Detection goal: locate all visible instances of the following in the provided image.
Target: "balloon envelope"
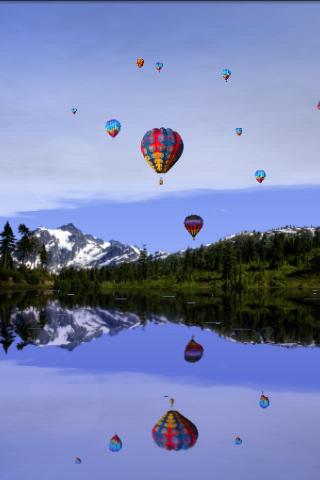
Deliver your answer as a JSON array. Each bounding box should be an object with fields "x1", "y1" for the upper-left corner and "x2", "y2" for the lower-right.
[
  {"x1": 155, "y1": 62, "x2": 163, "y2": 72},
  {"x1": 184, "y1": 337, "x2": 204, "y2": 363},
  {"x1": 136, "y1": 57, "x2": 144, "y2": 68},
  {"x1": 74, "y1": 457, "x2": 82, "y2": 464},
  {"x1": 106, "y1": 119, "x2": 121, "y2": 138},
  {"x1": 109, "y1": 434, "x2": 122, "y2": 452},
  {"x1": 234, "y1": 436, "x2": 242, "y2": 445},
  {"x1": 222, "y1": 68, "x2": 231, "y2": 81},
  {"x1": 71, "y1": 108, "x2": 77, "y2": 114},
  {"x1": 184, "y1": 215, "x2": 204, "y2": 239},
  {"x1": 255, "y1": 169, "x2": 266, "y2": 183},
  {"x1": 141, "y1": 127, "x2": 184, "y2": 178},
  {"x1": 235, "y1": 128, "x2": 242, "y2": 136},
  {"x1": 152, "y1": 400, "x2": 198, "y2": 451},
  {"x1": 259, "y1": 394, "x2": 270, "y2": 408}
]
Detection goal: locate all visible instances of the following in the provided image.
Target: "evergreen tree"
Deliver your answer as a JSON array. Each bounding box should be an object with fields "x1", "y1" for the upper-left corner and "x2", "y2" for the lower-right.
[
  {"x1": 39, "y1": 244, "x2": 48, "y2": 269},
  {"x1": 0, "y1": 222, "x2": 16, "y2": 270},
  {"x1": 16, "y1": 224, "x2": 39, "y2": 264}
]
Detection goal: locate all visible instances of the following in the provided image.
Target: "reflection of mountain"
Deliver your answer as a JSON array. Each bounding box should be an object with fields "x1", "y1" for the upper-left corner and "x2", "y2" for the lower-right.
[{"x1": 11, "y1": 301, "x2": 168, "y2": 351}]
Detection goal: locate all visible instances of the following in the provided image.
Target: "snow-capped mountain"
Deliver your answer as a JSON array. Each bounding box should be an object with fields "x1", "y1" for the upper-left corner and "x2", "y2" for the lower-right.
[
  {"x1": 222, "y1": 226, "x2": 319, "y2": 241},
  {"x1": 21, "y1": 223, "x2": 142, "y2": 272}
]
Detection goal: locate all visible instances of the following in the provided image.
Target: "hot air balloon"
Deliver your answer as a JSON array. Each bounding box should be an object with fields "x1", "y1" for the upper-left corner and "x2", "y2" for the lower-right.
[
  {"x1": 71, "y1": 108, "x2": 77, "y2": 115},
  {"x1": 184, "y1": 336, "x2": 204, "y2": 363},
  {"x1": 317, "y1": 101, "x2": 320, "y2": 110},
  {"x1": 222, "y1": 68, "x2": 231, "y2": 82},
  {"x1": 155, "y1": 62, "x2": 163, "y2": 73},
  {"x1": 255, "y1": 170, "x2": 266, "y2": 184},
  {"x1": 235, "y1": 128, "x2": 242, "y2": 136},
  {"x1": 234, "y1": 436, "x2": 242, "y2": 445},
  {"x1": 184, "y1": 215, "x2": 204, "y2": 240},
  {"x1": 136, "y1": 58, "x2": 144, "y2": 68},
  {"x1": 106, "y1": 119, "x2": 121, "y2": 138},
  {"x1": 109, "y1": 434, "x2": 122, "y2": 452},
  {"x1": 141, "y1": 127, "x2": 184, "y2": 185},
  {"x1": 259, "y1": 393, "x2": 270, "y2": 409},
  {"x1": 74, "y1": 457, "x2": 82, "y2": 464},
  {"x1": 152, "y1": 398, "x2": 198, "y2": 451}
]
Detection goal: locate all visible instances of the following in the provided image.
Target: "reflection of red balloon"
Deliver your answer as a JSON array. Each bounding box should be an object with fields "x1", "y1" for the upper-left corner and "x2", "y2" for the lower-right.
[
  {"x1": 317, "y1": 101, "x2": 320, "y2": 110},
  {"x1": 184, "y1": 215, "x2": 204, "y2": 240},
  {"x1": 184, "y1": 336, "x2": 204, "y2": 363},
  {"x1": 152, "y1": 399, "x2": 198, "y2": 451}
]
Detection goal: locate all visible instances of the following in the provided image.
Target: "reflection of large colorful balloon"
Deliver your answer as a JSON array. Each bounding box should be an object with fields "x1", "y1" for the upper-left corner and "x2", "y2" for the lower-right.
[
  {"x1": 152, "y1": 398, "x2": 198, "y2": 451},
  {"x1": 259, "y1": 393, "x2": 270, "y2": 409},
  {"x1": 155, "y1": 62, "x2": 163, "y2": 72},
  {"x1": 184, "y1": 215, "x2": 204, "y2": 240},
  {"x1": 141, "y1": 127, "x2": 184, "y2": 185},
  {"x1": 74, "y1": 457, "x2": 82, "y2": 464},
  {"x1": 136, "y1": 58, "x2": 144, "y2": 68},
  {"x1": 235, "y1": 128, "x2": 242, "y2": 136},
  {"x1": 255, "y1": 170, "x2": 266, "y2": 183},
  {"x1": 184, "y1": 336, "x2": 204, "y2": 363},
  {"x1": 109, "y1": 434, "x2": 122, "y2": 452},
  {"x1": 234, "y1": 436, "x2": 242, "y2": 445},
  {"x1": 222, "y1": 68, "x2": 231, "y2": 82},
  {"x1": 106, "y1": 119, "x2": 121, "y2": 138},
  {"x1": 71, "y1": 107, "x2": 77, "y2": 115},
  {"x1": 317, "y1": 101, "x2": 320, "y2": 110}
]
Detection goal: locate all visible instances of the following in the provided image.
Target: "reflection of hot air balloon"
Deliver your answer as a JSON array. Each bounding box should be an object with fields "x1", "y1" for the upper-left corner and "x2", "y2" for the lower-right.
[
  {"x1": 184, "y1": 336, "x2": 204, "y2": 363},
  {"x1": 235, "y1": 128, "x2": 242, "y2": 136},
  {"x1": 184, "y1": 215, "x2": 204, "y2": 240},
  {"x1": 109, "y1": 434, "x2": 122, "y2": 452},
  {"x1": 259, "y1": 393, "x2": 270, "y2": 409},
  {"x1": 74, "y1": 457, "x2": 82, "y2": 464},
  {"x1": 255, "y1": 170, "x2": 266, "y2": 184},
  {"x1": 234, "y1": 436, "x2": 242, "y2": 445},
  {"x1": 152, "y1": 398, "x2": 198, "y2": 451},
  {"x1": 136, "y1": 58, "x2": 144, "y2": 68},
  {"x1": 222, "y1": 68, "x2": 231, "y2": 82},
  {"x1": 317, "y1": 101, "x2": 320, "y2": 110},
  {"x1": 141, "y1": 127, "x2": 184, "y2": 185},
  {"x1": 155, "y1": 62, "x2": 163, "y2": 72},
  {"x1": 106, "y1": 119, "x2": 121, "y2": 138},
  {"x1": 71, "y1": 108, "x2": 77, "y2": 115}
]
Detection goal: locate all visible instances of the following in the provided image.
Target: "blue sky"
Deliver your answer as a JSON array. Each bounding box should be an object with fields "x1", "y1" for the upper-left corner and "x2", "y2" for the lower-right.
[{"x1": 0, "y1": 2, "x2": 320, "y2": 249}]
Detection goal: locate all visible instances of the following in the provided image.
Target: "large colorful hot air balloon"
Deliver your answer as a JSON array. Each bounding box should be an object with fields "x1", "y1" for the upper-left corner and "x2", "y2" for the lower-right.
[
  {"x1": 109, "y1": 434, "x2": 122, "y2": 452},
  {"x1": 155, "y1": 62, "x2": 163, "y2": 73},
  {"x1": 255, "y1": 170, "x2": 266, "y2": 184},
  {"x1": 184, "y1": 215, "x2": 204, "y2": 240},
  {"x1": 106, "y1": 119, "x2": 121, "y2": 138},
  {"x1": 259, "y1": 393, "x2": 270, "y2": 409},
  {"x1": 234, "y1": 436, "x2": 242, "y2": 445},
  {"x1": 74, "y1": 457, "x2": 82, "y2": 464},
  {"x1": 136, "y1": 58, "x2": 144, "y2": 68},
  {"x1": 222, "y1": 68, "x2": 231, "y2": 82},
  {"x1": 152, "y1": 398, "x2": 198, "y2": 451},
  {"x1": 235, "y1": 128, "x2": 243, "y2": 136},
  {"x1": 71, "y1": 107, "x2": 77, "y2": 115},
  {"x1": 141, "y1": 127, "x2": 184, "y2": 185},
  {"x1": 184, "y1": 336, "x2": 204, "y2": 363},
  {"x1": 317, "y1": 101, "x2": 320, "y2": 110}
]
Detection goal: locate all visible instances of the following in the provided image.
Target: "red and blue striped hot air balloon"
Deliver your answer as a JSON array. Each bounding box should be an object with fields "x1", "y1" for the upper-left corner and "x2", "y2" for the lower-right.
[
  {"x1": 152, "y1": 398, "x2": 198, "y2": 451},
  {"x1": 109, "y1": 434, "x2": 122, "y2": 452},
  {"x1": 155, "y1": 62, "x2": 163, "y2": 72},
  {"x1": 106, "y1": 119, "x2": 121, "y2": 138},
  {"x1": 259, "y1": 393, "x2": 270, "y2": 409},
  {"x1": 222, "y1": 68, "x2": 231, "y2": 82},
  {"x1": 184, "y1": 215, "x2": 204, "y2": 240},
  {"x1": 184, "y1": 336, "x2": 204, "y2": 363},
  {"x1": 234, "y1": 436, "x2": 243, "y2": 445},
  {"x1": 141, "y1": 127, "x2": 184, "y2": 185},
  {"x1": 74, "y1": 457, "x2": 82, "y2": 464},
  {"x1": 235, "y1": 128, "x2": 243, "y2": 136},
  {"x1": 255, "y1": 169, "x2": 266, "y2": 184}
]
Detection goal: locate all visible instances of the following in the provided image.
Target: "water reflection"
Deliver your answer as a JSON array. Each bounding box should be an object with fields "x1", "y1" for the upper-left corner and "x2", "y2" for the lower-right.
[{"x1": 1, "y1": 291, "x2": 320, "y2": 352}]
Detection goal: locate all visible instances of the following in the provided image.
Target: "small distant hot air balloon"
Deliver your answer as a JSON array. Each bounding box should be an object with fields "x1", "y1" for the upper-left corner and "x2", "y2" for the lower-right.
[
  {"x1": 141, "y1": 127, "x2": 184, "y2": 185},
  {"x1": 235, "y1": 128, "x2": 243, "y2": 136},
  {"x1": 184, "y1": 215, "x2": 204, "y2": 240},
  {"x1": 317, "y1": 101, "x2": 320, "y2": 110},
  {"x1": 109, "y1": 434, "x2": 122, "y2": 452},
  {"x1": 71, "y1": 107, "x2": 77, "y2": 115},
  {"x1": 222, "y1": 68, "x2": 231, "y2": 82},
  {"x1": 152, "y1": 398, "x2": 198, "y2": 451},
  {"x1": 136, "y1": 58, "x2": 144, "y2": 68},
  {"x1": 259, "y1": 393, "x2": 270, "y2": 409},
  {"x1": 106, "y1": 119, "x2": 121, "y2": 138},
  {"x1": 184, "y1": 336, "x2": 204, "y2": 363},
  {"x1": 74, "y1": 457, "x2": 82, "y2": 464},
  {"x1": 255, "y1": 170, "x2": 266, "y2": 184},
  {"x1": 155, "y1": 62, "x2": 163, "y2": 73},
  {"x1": 234, "y1": 436, "x2": 242, "y2": 445}
]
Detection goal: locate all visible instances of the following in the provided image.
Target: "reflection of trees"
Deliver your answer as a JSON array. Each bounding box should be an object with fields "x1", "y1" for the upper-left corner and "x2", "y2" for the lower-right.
[{"x1": 1, "y1": 290, "x2": 320, "y2": 353}]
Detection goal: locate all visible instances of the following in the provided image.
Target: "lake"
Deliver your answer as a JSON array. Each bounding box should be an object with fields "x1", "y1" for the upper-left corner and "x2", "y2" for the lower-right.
[{"x1": 1, "y1": 290, "x2": 320, "y2": 479}]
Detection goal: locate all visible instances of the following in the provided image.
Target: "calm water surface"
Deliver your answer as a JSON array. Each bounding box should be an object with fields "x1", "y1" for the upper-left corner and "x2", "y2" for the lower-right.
[{"x1": 1, "y1": 291, "x2": 320, "y2": 480}]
